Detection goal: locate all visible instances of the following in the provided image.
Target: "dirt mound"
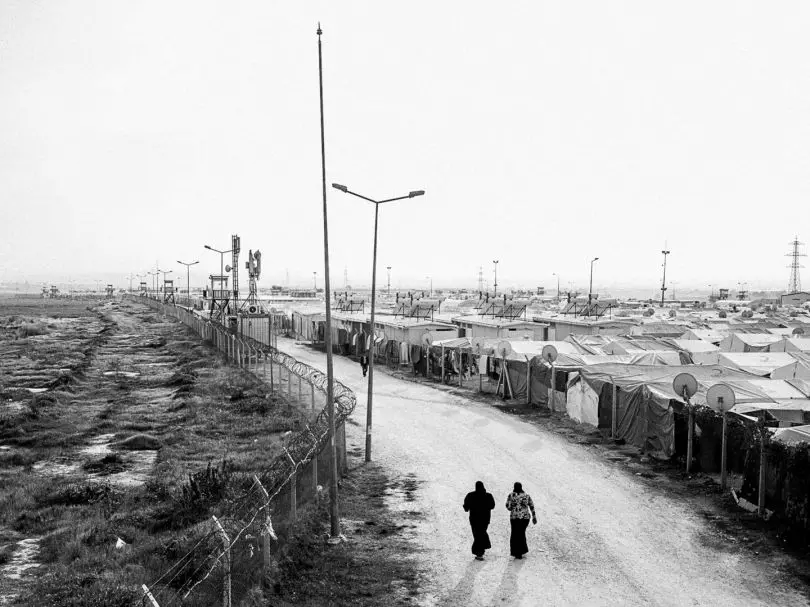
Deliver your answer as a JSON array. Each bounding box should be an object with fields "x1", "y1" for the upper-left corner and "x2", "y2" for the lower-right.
[{"x1": 114, "y1": 434, "x2": 161, "y2": 451}]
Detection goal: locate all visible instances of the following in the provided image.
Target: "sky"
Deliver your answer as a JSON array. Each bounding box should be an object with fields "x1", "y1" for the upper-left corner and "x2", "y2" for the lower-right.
[{"x1": 1, "y1": 1, "x2": 809, "y2": 294}]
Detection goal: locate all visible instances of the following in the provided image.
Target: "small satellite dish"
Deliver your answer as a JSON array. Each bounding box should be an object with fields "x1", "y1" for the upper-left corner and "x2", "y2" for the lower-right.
[
  {"x1": 541, "y1": 344, "x2": 558, "y2": 364},
  {"x1": 496, "y1": 340, "x2": 512, "y2": 358},
  {"x1": 707, "y1": 383, "x2": 736, "y2": 413},
  {"x1": 225, "y1": 265, "x2": 232, "y2": 273},
  {"x1": 672, "y1": 373, "x2": 698, "y2": 399},
  {"x1": 422, "y1": 331, "x2": 434, "y2": 346},
  {"x1": 471, "y1": 336, "x2": 485, "y2": 353},
  {"x1": 793, "y1": 327, "x2": 805, "y2": 336}
]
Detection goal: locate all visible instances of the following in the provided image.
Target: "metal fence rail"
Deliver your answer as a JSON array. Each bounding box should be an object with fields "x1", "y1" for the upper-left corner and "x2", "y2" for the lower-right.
[{"x1": 126, "y1": 296, "x2": 354, "y2": 606}]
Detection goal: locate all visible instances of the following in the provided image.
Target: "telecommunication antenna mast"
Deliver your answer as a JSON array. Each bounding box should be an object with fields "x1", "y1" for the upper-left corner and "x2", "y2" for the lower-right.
[
  {"x1": 660, "y1": 248, "x2": 670, "y2": 307},
  {"x1": 787, "y1": 236, "x2": 805, "y2": 293},
  {"x1": 230, "y1": 234, "x2": 241, "y2": 309}
]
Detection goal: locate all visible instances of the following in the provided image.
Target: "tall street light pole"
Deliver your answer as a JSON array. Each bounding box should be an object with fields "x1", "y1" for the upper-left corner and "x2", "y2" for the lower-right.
[
  {"x1": 660, "y1": 249, "x2": 671, "y2": 307},
  {"x1": 387, "y1": 266, "x2": 392, "y2": 295},
  {"x1": 589, "y1": 257, "x2": 599, "y2": 305},
  {"x1": 318, "y1": 24, "x2": 340, "y2": 538},
  {"x1": 493, "y1": 260, "x2": 499, "y2": 296},
  {"x1": 552, "y1": 272, "x2": 560, "y2": 302},
  {"x1": 425, "y1": 276, "x2": 432, "y2": 297},
  {"x1": 177, "y1": 260, "x2": 199, "y2": 306},
  {"x1": 204, "y1": 245, "x2": 233, "y2": 301},
  {"x1": 332, "y1": 182, "x2": 425, "y2": 464}
]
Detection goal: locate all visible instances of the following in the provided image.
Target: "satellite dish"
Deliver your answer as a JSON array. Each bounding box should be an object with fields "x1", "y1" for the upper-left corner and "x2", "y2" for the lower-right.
[
  {"x1": 422, "y1": 331, "x2": 434, "y2": 346},
  {"x1": 541, "y1": 344, "x2": 558, "y2": 364},
  {"x1": 793, "y1": 327, "x2": 805, "y2": 336},
  {"x1": 707, "y1": 383, "x2": 736, "y2": 413},
  {"x1": 225, "y1": 265, "x2": 232, "y2": 273},
  {"x1": 672, "y1": 373, "x2": 698, "y2": 399},
  {"x1": 497, "y1": 340, "x2": 512, "y2": 358},
  {"x1": 471, "y1": 336, "x2": 485, "y2": 353}
]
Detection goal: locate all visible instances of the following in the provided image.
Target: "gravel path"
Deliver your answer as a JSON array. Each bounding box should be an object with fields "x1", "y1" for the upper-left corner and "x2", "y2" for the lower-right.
[{"x1": 277, "y1": 337, "x2": 809, "y2": 607}]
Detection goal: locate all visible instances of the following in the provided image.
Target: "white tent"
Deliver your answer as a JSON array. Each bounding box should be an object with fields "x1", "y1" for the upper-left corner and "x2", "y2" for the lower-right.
[
  {"x1": 772, "y1": 360, "x2": 810, "y2": 381},
  {"x1": 769, "y1": 338, "x2": 810, "y2": 353},
  {"x1": 717, "y1": 352, "x2": 797, "y2": 376},
  {"x1": 719, "y1": 333, "x2": 784, "y2": 353},
  {"x1": 667, "y1": 338, "x2": 720, "y2": 365}
]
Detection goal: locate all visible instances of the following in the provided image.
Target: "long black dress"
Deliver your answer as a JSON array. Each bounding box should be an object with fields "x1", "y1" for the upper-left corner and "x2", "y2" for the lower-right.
[{"x1": 463, "y1": 486, "x2": 496, "y2": 557}]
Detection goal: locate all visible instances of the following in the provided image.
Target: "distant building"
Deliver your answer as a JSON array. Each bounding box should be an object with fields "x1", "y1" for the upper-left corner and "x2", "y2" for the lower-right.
[{"x1": 781, "y1": 292, "x2": 810, "y2": 307}]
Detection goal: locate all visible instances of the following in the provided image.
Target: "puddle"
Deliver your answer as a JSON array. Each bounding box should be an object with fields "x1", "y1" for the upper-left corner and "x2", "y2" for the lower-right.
[{"x1": 25, "y1": 388, "x2": 48, "y2": 394}]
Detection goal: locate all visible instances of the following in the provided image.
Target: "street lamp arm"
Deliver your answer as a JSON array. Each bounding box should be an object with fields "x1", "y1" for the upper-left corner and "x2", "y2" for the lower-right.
[{"x1": 332, "y1": 183, "x2": 425, "y2": 204}]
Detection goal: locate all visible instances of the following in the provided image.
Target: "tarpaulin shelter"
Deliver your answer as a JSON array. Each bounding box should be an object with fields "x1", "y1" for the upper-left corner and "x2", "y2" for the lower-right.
[
  {"x1": 772, "y1": 360, "x2": 810, "y2": 381},
  {"x1": 681, "y1": 328, "x2": 726, "y2": 344},
  {"x1": 719, "y1": 333, "x2": 784, "y2": 353},
  {"x1": 664, "y1": 339, "x2": 720, "y2": 365},
  {"x1": 772, "y1": 424, "x2": 810, "y2": 445},
  {"x1": 567, "y1": 364, "x2": 760, "y2": 458},
  {"x1": 717, "y1": 352, "x2": 797, "y2": 376},
  {"x1": 769, "y1": 338, "x2": 810, "y2": 353}
]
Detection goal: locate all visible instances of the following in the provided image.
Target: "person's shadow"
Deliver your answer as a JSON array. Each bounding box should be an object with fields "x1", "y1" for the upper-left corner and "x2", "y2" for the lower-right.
[
  {"x1": 493, "y1": 558, "x2": 526, "y2": 604},
  {"x1": 441, "y1": 558, "x2": 485, "y2": 605}
]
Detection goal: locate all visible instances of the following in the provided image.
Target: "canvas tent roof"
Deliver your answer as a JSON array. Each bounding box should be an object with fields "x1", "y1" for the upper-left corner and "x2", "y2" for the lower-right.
[
  {"x1": 719, "y1": 333, "x2": 784, "y2": 352},
  {"x1": 681, "y1": 328, "x2": 726, "y2": 344},
  {"x1": 772, "y1": 425, "x2": 810, "y2": 445},
  {"x1": 717, "y1": 352, "x2": 797, "y2": 376},
  {"x1": 769, "y1": 338, "x2": 810, "y2": 353}
]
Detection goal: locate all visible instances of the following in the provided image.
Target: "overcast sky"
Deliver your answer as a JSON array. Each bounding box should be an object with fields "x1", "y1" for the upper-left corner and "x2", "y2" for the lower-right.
[{"x1": 1, "y1": 1, "x2": 809, "y2": 294}]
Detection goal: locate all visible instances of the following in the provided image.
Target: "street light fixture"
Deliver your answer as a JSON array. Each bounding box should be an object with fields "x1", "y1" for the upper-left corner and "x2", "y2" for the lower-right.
[
  {"x1": 589, "y1": 257, "x2": 599, "y2": 305},
  {"x1": 552, "y1": 272, "x2": 561, "y2": 302},
  {"x1": 313, "y1": 271, "x2": 317, "y2": 291},
  {"x1": 331, "y1": 182, "x2": 425, "y2": 462},
  {"x1": 493, "y1": 260, "x2": 499, "y2": 296},
  {"x1": 204, "y1": 244, "x2": 233, "y2": 301},
  {"x1": 177, "y1": 260, "x2": 199, "y2": 306},
  {"x1": 660, "y1": 249, "x2": 671, "y2": 308},
  {"x1": 386, "y1": 266, "x2": 392, "y2": 295}
]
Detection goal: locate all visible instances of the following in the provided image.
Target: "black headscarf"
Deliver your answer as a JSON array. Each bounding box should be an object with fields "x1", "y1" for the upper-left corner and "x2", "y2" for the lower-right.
[
  {"x1": 475, "y1": 481, "x2": 486, "y2": 493},
  {"x1": 513, "y1": 482, "x2": 523, "y2": 494}
]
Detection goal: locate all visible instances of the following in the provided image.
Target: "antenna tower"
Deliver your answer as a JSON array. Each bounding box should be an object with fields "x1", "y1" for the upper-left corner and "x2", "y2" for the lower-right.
[
  {"x1": 231, "y1": 234, "x2": 241, "y2": 308},
  {"x1": 660, "y1": 248, "x2": 670, "y2": 307},
  {"x1": 787, "y1": 236, "x2": 805, "y2": 293}
]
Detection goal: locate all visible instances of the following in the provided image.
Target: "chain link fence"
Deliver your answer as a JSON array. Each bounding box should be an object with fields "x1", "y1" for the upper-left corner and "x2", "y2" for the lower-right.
[{"x1": 127, "y1": 296, "x2": 354, "y2": 606}]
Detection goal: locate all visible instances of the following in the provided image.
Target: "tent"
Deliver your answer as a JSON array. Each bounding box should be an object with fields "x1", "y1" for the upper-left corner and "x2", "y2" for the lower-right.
[
  {"x1": 717, "y1": 352, "x2": 797, "y2": 376},
  {"x1": 772, "y1": 424, "x2": 810, "y2": 445},
  {"x1": 718, "y1": 333, "x2": 784, "y2": 353},
  {"x1": 665, "y1": 338, "x2": 720, "y2": 365},
  {"x1": 769, "y1": 337, "x2": 810, "y2": 353},
  {"x1": 772, "y1": 360, "x2": 810, "y2": 381}
]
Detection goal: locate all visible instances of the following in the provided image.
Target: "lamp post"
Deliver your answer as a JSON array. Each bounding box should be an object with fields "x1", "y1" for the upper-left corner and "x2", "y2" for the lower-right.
[
  {"x1": 426, "y1": 276, "x2": 432, "y2": 298},
  {"x1": 313, "y1": 271, "x2": 317, "y2": 291},
  {"x1": 332, "y1": 182, "x2": 425, "y2": 463},
  {"x1": 661, "y1": 249, "x2": 670, "y2": 307},
  {"x1": 387, "y1": 266, "x2": 392, "y2": 295},
  {"x1": 204, "y1": 244, "x2": 233, "y2": 301},
  {"x1": 552, "y1": 272, "x2": 560, "y2": 302},
  {"x1": 589, "y1": 257, "x2": 599, "y2": 304},
  {"x1": 493, "y1": 260, "x2": 499, "y2": 296},
  {"x1": 177, "y1": 260, "x2": 199, "y2": 306}
]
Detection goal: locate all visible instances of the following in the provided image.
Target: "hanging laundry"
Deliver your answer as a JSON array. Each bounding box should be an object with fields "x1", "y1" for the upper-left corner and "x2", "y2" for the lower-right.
[
  {"x1": 478, "y1": 355, "x2": 488, "y2": 375},
  {"x1": 410, "y1": 344, "x2": 422, "y2": 363}
]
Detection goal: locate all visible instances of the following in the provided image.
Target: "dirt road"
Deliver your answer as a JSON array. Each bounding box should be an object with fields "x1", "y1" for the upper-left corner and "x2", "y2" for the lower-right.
[{"x1": 277, "y1": 337, "x2": 809, "y2": 607}]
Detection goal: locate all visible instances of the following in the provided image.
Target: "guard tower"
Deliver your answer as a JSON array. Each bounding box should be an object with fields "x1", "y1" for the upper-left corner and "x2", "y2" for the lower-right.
[
  {"x1": 163, "y1": 279, "x2": 175, "y2": 304},
  {"x1": 207, "y1": 274, "x2": 230, "y2": 322},
  {"x1": 138, "y1": 281, "x2": 148, "y2": 296},
  {"x1": 105, "y1": 284, "x2": 115, "y2": 299}
]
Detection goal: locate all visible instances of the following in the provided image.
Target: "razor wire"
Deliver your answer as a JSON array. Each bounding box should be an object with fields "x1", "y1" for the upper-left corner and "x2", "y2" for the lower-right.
[{"x1": 126, "y1": 296, "x2": 356, "y2": 606}]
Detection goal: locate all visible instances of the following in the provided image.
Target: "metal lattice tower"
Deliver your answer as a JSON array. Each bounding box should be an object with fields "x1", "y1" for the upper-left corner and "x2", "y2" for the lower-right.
[
  {"x1": 231, "y1": 234, "x2": 241, "y2": 307},
  {"x1": 787, "y1": 236, "x2": 805, "y2": 293}
]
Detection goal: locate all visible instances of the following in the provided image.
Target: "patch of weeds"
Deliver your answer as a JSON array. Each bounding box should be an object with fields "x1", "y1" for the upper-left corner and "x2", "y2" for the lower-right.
[
  {"x1": 0, "y1": 448, "x2": 37, "y2": 468},
  {"x1": 37, "y1": 482, "x2": 116, "y2": 508},
  {"x1": 153, "y1": 459, "x2": 234, "y2": 531},
  {"x1": 0, "y1": 542, "x2": 14, "y2": 566},
  {"x1": 83, "y1": 453, "x2": 126, "y2": 474},
  {"x1": 15, "y1": 321, "x2": 48, "y2": 339},
  {"x1": 22, "y1": 568, "x2": 139, "y2": 607}
]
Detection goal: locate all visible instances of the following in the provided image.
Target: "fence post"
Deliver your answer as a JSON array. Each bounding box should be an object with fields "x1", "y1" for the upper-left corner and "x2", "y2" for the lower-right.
[
  {"x1": 212, "y1": 516, "x2": 231, "y2": 607},
  {"x1": 141, "y1": 584, "x2": 161, "y2": 607},
  {"x1": 284, "y1": 449, "x2": 298, "y2": 525},
  {"x1": 337, "y1": 422, "x2": 348, "y2": 475},
  {"x1": 310, "y1": 381, "x2": 316, "y2": 409},
  {"x1": 252, "y1": 475, "x2": 277, "y2": 589},
  {"x1": 298, "y1": 374, "x2": 302, "y2": 402}
]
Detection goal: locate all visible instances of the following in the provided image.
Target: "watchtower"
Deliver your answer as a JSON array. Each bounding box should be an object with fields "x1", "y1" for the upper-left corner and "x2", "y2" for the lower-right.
[{"x1": 163, "y1": 279, "x2": 175, "y2": 304}]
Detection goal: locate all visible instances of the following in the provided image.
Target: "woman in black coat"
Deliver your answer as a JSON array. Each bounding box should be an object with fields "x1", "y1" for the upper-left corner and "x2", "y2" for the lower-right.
[{"x1": 463, "y1": 481, "x2": 496, "y2": 560}]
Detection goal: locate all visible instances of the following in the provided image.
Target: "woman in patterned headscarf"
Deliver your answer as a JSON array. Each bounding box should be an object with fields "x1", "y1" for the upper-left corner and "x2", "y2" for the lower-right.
[{"x1": 505, "y1": 482, "x2": 536, "y2": 559}]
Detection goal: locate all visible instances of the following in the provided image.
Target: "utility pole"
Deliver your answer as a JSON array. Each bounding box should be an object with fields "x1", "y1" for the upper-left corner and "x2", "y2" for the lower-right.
[
  {"x1": 318, "y1": 24, "x2": 340, "y2": 539},
  {"x1": 493, "y1": 260, "x2": 499, "y2": 296},
  {"x1": 660, "y1": 248, "x2": 670, "y2": 307},
  {"x1": 386, "y1": 266, "x2": 392, "y2": 295}
]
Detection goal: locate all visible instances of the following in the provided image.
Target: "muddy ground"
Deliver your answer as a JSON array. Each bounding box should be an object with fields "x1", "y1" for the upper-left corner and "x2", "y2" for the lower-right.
[{"x1": 0, "y1": 298, "x2": 307, "y2": 605}]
